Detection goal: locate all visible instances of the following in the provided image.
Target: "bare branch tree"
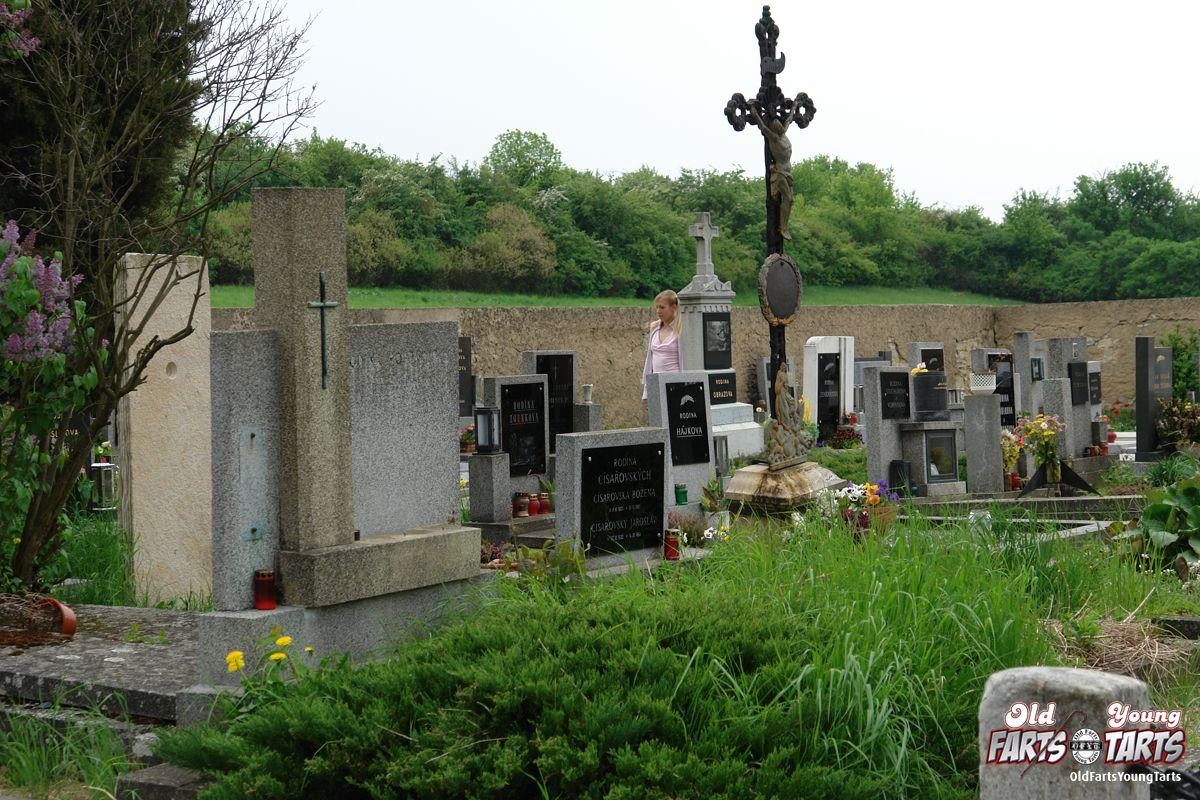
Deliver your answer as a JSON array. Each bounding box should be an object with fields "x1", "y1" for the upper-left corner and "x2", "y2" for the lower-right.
[{"x1": 0, "y1": 0, "x2": 314, "y2": 586}]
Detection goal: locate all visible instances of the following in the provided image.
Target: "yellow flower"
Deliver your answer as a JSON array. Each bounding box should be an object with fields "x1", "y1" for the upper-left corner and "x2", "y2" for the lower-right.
[
  {"x1": 11, "y1": 537, "x2": 19, "y2": 545},
  {"x1": 225, "y1": 650, "x2": 245, "y2": 672},
  {"x1": 867, "y1": 494, "x2": 881, "y2": 506},
  {"x1": 304, "y1": 646, "x2": 314, "y2": 654},
  {"x1": 269, "y1": 651, "x2": 287, "y2": 662},
  {"x1": 275, "y1": 635, "x2": 292, "y2": 647}
]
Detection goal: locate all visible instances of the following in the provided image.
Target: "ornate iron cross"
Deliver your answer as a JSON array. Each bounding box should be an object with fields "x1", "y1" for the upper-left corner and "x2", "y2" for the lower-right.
[
  {"x1": 306, "y1": 271, "x2": 339, "y2": 389},
  {"x1": 724, "y1": 5, "x2": 815, "y2": 418}
]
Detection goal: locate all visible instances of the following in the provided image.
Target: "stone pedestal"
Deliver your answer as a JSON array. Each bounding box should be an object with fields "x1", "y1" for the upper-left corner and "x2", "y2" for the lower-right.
[
  {"x1": 900, "y1": 421, "x2": 965, "y2": 496},
  {"x1": 965, "y1": 394, "x2": 1004, "y2": 494},
  {"x1": 252, "y1": 188, "x2": 353, "y2": 552},
  {"x1": 573, "y1": 403, "x2": 603, "y2": 433},
  {"x1": 724, "y1": 461, "x2": 847, "y2": 511}
]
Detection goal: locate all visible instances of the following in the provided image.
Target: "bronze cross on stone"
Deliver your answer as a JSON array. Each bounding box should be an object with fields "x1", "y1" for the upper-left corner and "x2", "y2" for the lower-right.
[
  {"x1": 724, "y1": 5, "x2": 815, "y2": 418},
  {"x1": 306, "y1": 271, "x2": 339, "y2": 389}
]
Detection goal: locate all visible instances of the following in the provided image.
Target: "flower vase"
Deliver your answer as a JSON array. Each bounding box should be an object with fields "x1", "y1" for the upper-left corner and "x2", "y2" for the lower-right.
[{"x1": 1044, "y1": 460, "x2": 1061, "y2": 485}]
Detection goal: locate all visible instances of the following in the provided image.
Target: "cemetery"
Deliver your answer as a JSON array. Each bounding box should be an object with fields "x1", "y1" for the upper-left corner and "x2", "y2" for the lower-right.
[{"x1": 4, "y1": 4, "x2": 1200, "y2": 800}]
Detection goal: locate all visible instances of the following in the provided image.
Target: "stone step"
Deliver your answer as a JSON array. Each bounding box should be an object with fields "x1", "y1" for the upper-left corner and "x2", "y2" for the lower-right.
[
  {"x1": 115, "y1": 763, "x2": 208, "y2": 800},
  {"x1": 0, "y1": 700, "x2": 162, "y2": 764}
]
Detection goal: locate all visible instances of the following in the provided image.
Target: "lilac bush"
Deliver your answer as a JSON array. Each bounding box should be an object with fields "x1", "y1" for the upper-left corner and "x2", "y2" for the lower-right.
[
  {"x1": 0, "y1": 0, "x2": 38, "y2": 61},
  {"x1": 1, "y1": 221, "x2": 81, "y2": 360},
  {"x1": 1, "y1": 220, "x2": 101, "y2": 590}
]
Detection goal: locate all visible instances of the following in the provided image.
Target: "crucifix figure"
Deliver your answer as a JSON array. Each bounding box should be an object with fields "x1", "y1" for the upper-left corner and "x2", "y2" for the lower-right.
[
  {"x1": 306, "y1": 271, "x2": 339, "y2": 389},
  {"x1": 687, "y1": 212, "x2": 720, "y2": 277},
  {"x1": 723, "y1": 5, "x2": 815, "y2": 418}
]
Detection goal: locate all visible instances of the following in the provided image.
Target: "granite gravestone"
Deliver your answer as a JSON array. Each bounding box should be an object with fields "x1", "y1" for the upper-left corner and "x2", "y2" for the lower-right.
[
  {"x1": 458, "y1": 336, "x2": 473, "y2": 418},
  {"x1": 665, "y1": 381, "x2": 710, "y2": 466},
  {"x1": 536, "y1": 352, "x2": 574, "y2": 453},
  {"x1": 501, "y1": 382, "x2": 547, "y2": 477},
  {"x1": 556, "y1": 429, "x2": 667, "y2": 555},
  {"x1": 676, "y1": 212, "x2": 762, "y2": 458},
  {"x1": 1088, "y1": 367, "x2": 1102, "y2": 406},
  {"x1": 863, "y1": 366, "x2": 912, "y2": 485},
  {"x1": 1136, "y1": 336, "x2": 1173, "y2": 459},
  {"x1": 817, "y1": 353, "x2": 841, "y2": 440},
  {"x1": 803, "y1": 335, "x2": 855, "y2": 442},
  {"x1": 646, "y1": 371, "x2": 716, "y2": 517}
]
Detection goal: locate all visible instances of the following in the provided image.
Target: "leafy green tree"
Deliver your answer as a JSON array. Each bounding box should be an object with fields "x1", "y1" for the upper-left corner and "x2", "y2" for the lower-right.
[
  {"x1": 0, "y1": 0, "x2": 312, "y2": 587},
  {"x1": 482, "y1": 130, "x2": 564, "y2": 191}
]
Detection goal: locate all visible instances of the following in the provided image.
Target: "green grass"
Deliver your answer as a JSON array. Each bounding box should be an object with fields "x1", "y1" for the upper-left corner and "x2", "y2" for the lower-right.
[
  {"x1": 155, "y1": 513, "x2": 1198, "y2": 799},
  {"x1": 46, "y1": 514, "x2": 212, "y2": 611},
  {"x1": 807, "y1": 444, "x2": 867, "y2": 484},
  {"x1": 0, "y1": 706, "x2": 134, "y2": 799},
  {"x1": 210, "y1": 284, "x2": 1022, "y2": 309}
]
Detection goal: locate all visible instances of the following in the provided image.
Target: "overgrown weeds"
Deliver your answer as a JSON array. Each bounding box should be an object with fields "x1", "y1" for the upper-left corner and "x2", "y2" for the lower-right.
[{"x1": 155, "y1": 512, "x2": 1198, "y2": 799}]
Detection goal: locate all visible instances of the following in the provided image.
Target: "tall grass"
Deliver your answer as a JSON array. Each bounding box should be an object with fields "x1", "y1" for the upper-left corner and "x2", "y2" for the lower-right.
[
  {"x1": 0, "y1": 708, "x2": 133, "y2": 798},
  {"x1": 45, "y1": 514, "x2": 212, "y2": 611},
  {"x1": 155, "y1": 513, "x2": 1200, "y2": 799}
]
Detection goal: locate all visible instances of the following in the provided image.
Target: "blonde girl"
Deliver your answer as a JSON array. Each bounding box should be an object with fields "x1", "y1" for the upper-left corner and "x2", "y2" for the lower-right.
[{"x1": 641, "y1": 289, "x2": 682, "y2": 399}]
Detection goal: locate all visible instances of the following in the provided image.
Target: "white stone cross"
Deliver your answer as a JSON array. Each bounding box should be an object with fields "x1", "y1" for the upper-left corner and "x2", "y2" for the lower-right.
[{"x1": 688, "y1": 212, "x2": 720, "y2": 277}]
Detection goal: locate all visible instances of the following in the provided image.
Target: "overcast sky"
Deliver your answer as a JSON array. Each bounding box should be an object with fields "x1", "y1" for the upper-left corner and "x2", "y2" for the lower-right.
[{"x1": 279, "y1": 0, "x2": 1200, "y2": 221}]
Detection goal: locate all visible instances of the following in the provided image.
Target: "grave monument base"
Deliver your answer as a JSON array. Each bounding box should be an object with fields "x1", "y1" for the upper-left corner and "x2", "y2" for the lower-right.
[
  {"x1": 724, "y1": 460, "x2": 847, "y2": 511},
  {"x1": 711, "y1": 402, "x2": 764, "y2": 458}
]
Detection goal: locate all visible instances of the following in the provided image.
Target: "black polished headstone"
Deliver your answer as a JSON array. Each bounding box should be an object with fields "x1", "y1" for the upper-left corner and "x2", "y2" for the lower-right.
[
  {"x1": 988, "y1": 352, "x2": 1016, "y2": 427},
  {"x1": 1089, "y1": 370, "x2": 1102, "y2": 406},
  {"x1": 709, "y1": 371, "x2": 737, "y2": 405},
  {"x1": 457, "y1": 337, "x2": 472, "y2": 417},
  {"x1": 880, "y1": 373, "x2": 910, "y2": 420},
  {"x1": 920, "y1": 347, "x2": 945, "y2": 373},
  {"x1": 702, "y1": 312, "x2": 732, "y2": 370},
  {"x1": 1068, "y1": 361, "x2": 1089, "y2": 406},
  {"x1": 817, "y1": 352, "x2": 841, "y2": 440},
  {"x1": 665, "y1": 381, "x2": 710, "y2": 466},
  {"x1": 501, "y1": 382, "x2": 546, "y2": 477},
  {"x1": 1135, "y1": 337, "x2": 1173, "y2": 458},
  {"x1": 535, "y1": 353, "x2": 575, "y2": 454},
  {"x1": 581, "y1": 443, "x2": 664, "y2": 554}
]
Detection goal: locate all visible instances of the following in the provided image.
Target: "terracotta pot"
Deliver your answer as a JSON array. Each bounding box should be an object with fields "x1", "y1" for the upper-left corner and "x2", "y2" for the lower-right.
[{"x1": 39, "y1": 597, "x2": 77, "y2": 637}]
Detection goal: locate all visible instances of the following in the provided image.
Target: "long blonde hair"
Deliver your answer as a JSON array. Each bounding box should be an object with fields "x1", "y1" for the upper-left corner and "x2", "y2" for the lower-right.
[{"x1": 650, "y1": 289, "x2": 681, "y2": 338}]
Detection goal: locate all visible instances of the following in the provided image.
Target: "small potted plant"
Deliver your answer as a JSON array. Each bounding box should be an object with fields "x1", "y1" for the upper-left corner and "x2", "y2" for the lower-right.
[
  {"x1": 829, "y1": 481, "x2": 901, "y2": 540},
  {"x1": 699, "y1": 474, "x2": 729, "y2": 530},
  {"x1": 459, "y1": 424, "x2": 476, "y2": 454}
]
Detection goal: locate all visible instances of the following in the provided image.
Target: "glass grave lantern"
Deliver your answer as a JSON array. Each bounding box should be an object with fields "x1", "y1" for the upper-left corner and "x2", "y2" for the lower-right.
[
  {"x1": 87, "y1": 462, "x2": 119, "y2": 513},
  {"x1": 474, "y1": 406, "x2": 501, "y2": 454}
]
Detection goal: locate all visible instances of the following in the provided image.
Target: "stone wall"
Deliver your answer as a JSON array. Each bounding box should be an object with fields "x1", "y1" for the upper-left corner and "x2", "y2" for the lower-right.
[{"x1": 213, "y1": 296, "x2": 1200, "y2": 430}]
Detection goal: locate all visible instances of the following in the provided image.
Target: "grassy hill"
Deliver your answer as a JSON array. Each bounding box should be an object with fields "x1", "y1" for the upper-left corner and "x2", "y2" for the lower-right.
[{"x1": 210, "y1": 285, "x2": 1023, "y2": 309}]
